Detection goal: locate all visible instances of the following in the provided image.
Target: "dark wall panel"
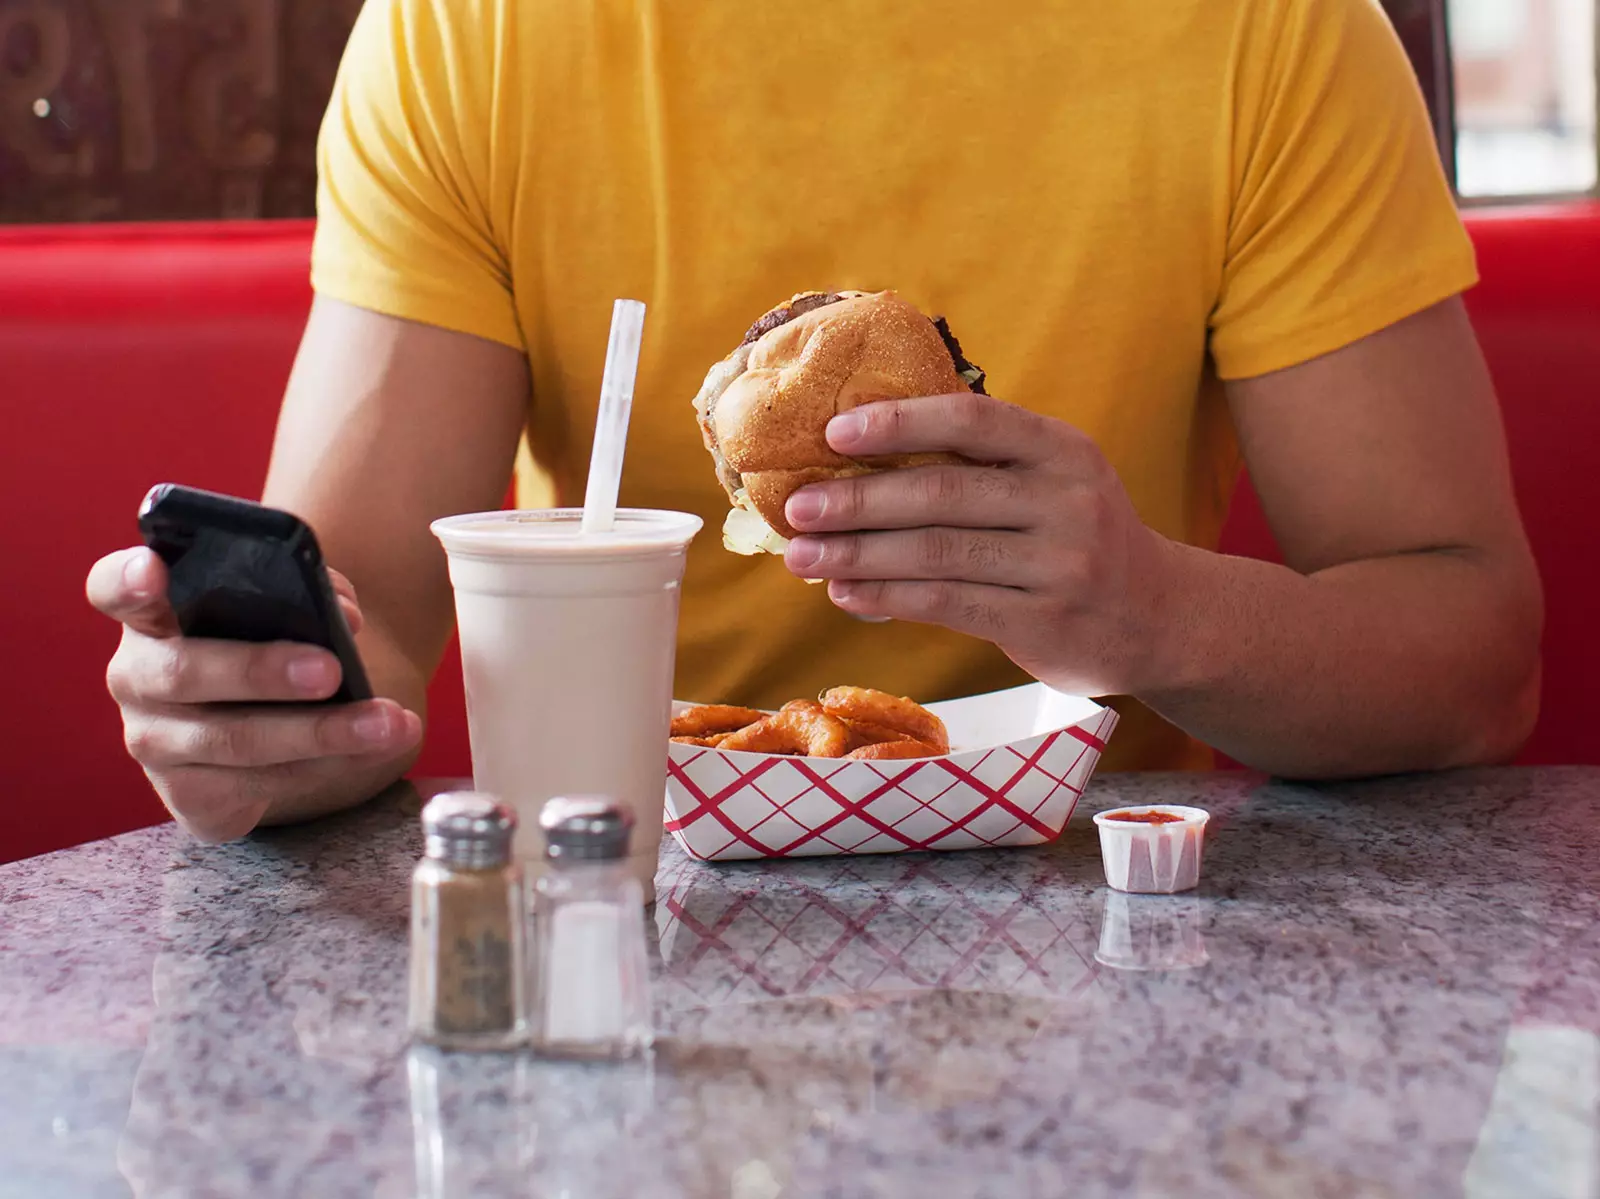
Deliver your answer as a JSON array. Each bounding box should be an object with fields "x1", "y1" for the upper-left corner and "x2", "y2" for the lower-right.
[
  {"x1": 0, "y1": 0, "x2": 1453, "y2": 224},
  {"x1": 0, "y1": 0, "x2": 360, "y2": 222},
  {"x1": 1381, "y1": 0, "x2": 1458, "y2": 185}
]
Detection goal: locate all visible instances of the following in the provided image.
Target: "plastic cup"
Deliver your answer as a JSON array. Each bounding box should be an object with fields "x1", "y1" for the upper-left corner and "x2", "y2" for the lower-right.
[
  {"x1": 430, "y1": 508, "x2": 703, "y2": 903},
  {"x1": 1092, "y1": 805, "x2": 1210, "y2": 894}
]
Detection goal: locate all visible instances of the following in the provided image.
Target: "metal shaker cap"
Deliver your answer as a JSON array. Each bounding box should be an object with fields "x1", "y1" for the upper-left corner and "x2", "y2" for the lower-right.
[
  {"x1": 422, "y1": 792, "x2": 517, "y2": 869},
  {"x1": 539, "y1": 797, "x2": 634, "y2": 863}
]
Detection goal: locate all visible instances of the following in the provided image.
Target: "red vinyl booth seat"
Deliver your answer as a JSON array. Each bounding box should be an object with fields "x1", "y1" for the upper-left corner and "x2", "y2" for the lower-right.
[{"x1": 2, "y1": 208, "x2": 1596, "y2": 864}]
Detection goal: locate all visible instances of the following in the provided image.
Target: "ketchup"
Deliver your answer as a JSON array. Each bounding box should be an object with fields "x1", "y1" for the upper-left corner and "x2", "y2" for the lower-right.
[{"x1": 1104, "y1": 810, "x2": 1184, "y2": 824}]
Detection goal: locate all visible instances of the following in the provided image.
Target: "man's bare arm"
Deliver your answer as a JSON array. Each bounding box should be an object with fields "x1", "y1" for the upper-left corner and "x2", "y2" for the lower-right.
[
  {"x1": 90, "y1": 297, "x2": 529, "y2": 839},
  {"x1": 257, "y1": 297, "x2": 530, "y2": 822},
  {"x1": 1137, "y1": 296, "x2": 1543, "y2": 775},
  {"x1": 786, "y1": 296, "x2": 1541, "y2": 778}
]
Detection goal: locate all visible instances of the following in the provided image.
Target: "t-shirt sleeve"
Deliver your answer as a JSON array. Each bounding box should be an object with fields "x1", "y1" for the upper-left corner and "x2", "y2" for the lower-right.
[
  {"x1": 310, "y1": 0, "x2": 524, "y2": 351},
  {"x1": 1207, "y1": 0, "x2": 1478, "y2": 380}
]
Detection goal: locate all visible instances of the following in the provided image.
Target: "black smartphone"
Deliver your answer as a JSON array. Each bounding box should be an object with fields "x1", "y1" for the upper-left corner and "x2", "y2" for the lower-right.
[{"x1": 137, "y1": 483, "x2": 373, "y2": 704}]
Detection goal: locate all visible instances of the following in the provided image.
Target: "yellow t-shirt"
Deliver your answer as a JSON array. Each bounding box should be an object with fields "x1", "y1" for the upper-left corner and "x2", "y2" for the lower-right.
[{"x1": 310, "y1": 0, "x2": 1477, "y2": 772}]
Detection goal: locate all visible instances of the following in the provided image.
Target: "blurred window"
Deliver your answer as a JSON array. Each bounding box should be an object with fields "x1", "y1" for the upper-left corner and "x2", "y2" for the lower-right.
[{"x1": 1450, "y1": 0, "x2": 1598, "y2": 196}]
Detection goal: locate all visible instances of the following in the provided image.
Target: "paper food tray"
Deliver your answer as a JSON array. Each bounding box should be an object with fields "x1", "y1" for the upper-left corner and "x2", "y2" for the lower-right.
[{"x1": 664, "y1": 683, "x2": 1119, "y2": 861}]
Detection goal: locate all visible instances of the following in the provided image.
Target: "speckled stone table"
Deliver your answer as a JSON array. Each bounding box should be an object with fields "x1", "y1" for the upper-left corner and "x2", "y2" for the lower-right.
[{"x1": 2, "y1": 769, "x2": 1598, "y2": 1199}]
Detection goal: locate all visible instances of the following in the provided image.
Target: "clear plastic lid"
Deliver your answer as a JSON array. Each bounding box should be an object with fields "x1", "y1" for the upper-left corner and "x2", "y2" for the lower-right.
[{"x1": 431, "y1": 508, "x2": 702, "y2": 559}]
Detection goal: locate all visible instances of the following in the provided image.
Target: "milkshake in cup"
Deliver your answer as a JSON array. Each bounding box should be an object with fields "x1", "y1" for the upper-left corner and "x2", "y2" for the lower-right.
[{"x1": 430, "y1": 508, "x2": 702, "y2": 903}]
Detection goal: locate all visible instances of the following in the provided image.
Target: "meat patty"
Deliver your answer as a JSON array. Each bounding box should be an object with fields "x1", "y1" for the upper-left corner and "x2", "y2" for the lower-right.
[
  {"x1": 740, "y1": 292, "x2": 848, "y2": 345},
  {"x1": 931, "y1": 316, "x2": 987, "y2": 395}
]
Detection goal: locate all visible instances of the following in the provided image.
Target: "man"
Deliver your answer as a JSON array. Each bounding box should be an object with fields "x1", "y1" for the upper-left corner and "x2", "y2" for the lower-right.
[{"x1": 88, "y1": 0, "x2": 1541, "y2": 843}]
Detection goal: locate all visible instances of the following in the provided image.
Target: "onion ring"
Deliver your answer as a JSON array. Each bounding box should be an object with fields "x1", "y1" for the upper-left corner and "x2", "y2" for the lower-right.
[
  {"x1": 820, "y1": 687, "x2": 949, "y2": 754},
  {"x1": 841, "y1": 718, "x2": 912, "y2": 751},
  {"x1": 845, "y1": 739, "x2": 941, "y2": 761},
  {"x1": 670, "y1": 691, "x2": 948, "y2": 760},
  {"x1": 719, "y1": 704, "x2": 852, "y2": 757},
  {"x1": 671, "y1": 705, "x2": 767, "y2": 738}
]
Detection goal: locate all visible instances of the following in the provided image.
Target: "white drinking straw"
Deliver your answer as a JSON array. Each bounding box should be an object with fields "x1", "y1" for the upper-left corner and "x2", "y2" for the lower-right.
[{"x1": 581, "y1": 298, "x2": 647, "y2": 534}]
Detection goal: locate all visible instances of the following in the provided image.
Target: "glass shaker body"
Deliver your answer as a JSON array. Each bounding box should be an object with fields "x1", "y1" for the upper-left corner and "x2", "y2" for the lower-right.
[
  {"x1": 408, "y1": 793, "x2": 528, "y2": 1051},
  {"x1": 529, "y1": 857, "x2": 653, "y2": 1058}
]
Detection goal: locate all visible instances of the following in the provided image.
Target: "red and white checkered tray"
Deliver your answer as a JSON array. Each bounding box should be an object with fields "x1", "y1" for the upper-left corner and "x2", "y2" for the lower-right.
[{"x1": 664, "y1": 683, "x2": 1119, "y2": 861}]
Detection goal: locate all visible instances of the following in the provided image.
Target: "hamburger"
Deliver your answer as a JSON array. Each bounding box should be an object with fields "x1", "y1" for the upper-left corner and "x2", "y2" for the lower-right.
[{"x1": 692, "y1": 290, "x2": 987, "y2": 556}]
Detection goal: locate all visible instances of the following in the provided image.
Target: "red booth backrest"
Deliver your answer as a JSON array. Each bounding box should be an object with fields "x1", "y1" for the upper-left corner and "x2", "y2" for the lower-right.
[
  {"x1": 0, "y1": 223, "x2": 468, "y2": 861},
  {"x1": 1, "y1": 209, "x2": 1596, "y2": 863}
]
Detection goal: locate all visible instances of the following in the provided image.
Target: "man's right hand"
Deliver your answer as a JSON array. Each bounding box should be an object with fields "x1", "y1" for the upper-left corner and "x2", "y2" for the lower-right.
[{"x1": 87, "y1": 546, "x2": 423, "y2": 842}]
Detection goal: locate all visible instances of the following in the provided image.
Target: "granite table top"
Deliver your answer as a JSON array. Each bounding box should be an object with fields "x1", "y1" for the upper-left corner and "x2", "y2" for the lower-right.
[{"x1": 2, "y1": 768, "x2": 1597, "y2": 1199}]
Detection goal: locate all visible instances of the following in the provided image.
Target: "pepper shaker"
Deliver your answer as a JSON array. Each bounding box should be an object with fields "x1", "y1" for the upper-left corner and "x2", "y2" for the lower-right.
[
  {"x1": 528, "y1": 797, "x2": 654, "y2": 1058},
  {"x1": 408, "y1": 792, "x2": 528, "y2": 1050}
]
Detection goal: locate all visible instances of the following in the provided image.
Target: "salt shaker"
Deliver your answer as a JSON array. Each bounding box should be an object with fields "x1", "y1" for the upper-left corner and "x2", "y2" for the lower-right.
[
  {"x1": 408, "y1": 792, "x2": 527, "y2": 1050},
  {"x1": 528, "y1": 797, "x2": 653, "y2": 1058}
]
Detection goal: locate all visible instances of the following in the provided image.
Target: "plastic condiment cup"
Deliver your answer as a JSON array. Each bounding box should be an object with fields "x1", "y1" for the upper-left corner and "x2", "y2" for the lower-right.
[{"x1": 1091, "y1": 805, "x2": 1210, "y2": 894}]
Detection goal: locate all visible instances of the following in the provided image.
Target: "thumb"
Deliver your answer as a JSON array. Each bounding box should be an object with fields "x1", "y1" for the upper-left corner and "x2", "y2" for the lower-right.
[{"x1": 86, "y1": 548, "x2": 180, "y2": 639}]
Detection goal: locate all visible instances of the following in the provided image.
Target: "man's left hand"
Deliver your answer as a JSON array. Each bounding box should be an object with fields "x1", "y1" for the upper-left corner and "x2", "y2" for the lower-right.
[{"x1": 782, "y1": 392, "x2": 1178, "y2": 697}]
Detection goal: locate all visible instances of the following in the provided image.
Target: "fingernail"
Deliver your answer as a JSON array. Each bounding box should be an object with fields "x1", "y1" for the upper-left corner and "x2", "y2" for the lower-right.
[
  {"x1": 287, "y1": 655, "x2": 335, "y2": 694},
  {"x1": 786, "y1": 537, "x2": 823, "y2": 571},
  {"x1": 827, "y1": 411, "x2": 867, "y2": 446},
  {"x1": 352, "y1": 710, "x2": 393, "y2": 744},
  {"x1": 786, "y1": 490, "x2": 825, "y2": 526},
  {"x1": 122, "y1": 553, "x2": 154, "y2": 600}
]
